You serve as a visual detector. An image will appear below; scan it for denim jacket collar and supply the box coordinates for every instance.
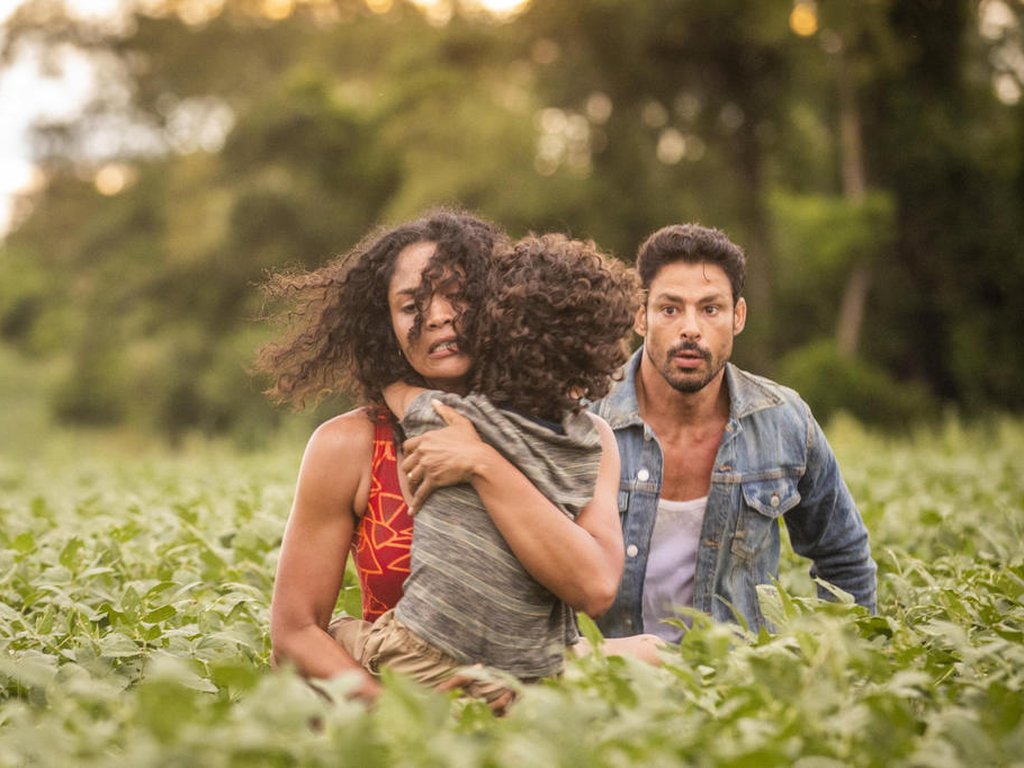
[598,347,783,429]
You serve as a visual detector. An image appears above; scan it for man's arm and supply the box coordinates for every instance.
[785,410,878,612]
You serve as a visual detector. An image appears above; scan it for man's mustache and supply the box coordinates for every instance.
[667,341,711,362]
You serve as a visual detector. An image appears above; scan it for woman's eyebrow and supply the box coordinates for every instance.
[392,286,418,299]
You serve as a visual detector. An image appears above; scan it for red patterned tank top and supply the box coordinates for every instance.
[351,413,413,621]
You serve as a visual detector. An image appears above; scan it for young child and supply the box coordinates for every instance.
[330,234,639,703]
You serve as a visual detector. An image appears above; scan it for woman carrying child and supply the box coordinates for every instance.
[257,210,651,705]
[330,233,640,703]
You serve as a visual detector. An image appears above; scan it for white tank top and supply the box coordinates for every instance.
[641,496,708,642]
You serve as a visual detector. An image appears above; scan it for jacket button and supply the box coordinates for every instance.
[626,544,639,557]
[636,468,650,482]
[770,493,780,508]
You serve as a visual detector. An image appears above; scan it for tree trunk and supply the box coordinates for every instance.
[734,119,775,376]
[834,37,872,359]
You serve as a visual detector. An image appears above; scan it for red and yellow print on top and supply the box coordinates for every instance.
[351,414,413,621]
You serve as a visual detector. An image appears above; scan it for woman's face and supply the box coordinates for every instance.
[388,241,472,393]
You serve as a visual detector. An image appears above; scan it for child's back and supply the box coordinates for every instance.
[366,235,638,693]
[395,391,600,678]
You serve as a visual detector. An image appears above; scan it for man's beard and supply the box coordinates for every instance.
[659,341,726,393]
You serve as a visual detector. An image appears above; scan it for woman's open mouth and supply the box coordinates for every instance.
[428,339,461,357]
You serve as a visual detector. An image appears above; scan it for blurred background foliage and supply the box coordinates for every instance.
[0,0,1021,446]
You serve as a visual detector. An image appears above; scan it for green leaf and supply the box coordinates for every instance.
[58,536,84,568]
[342,584,363,619]
[12,531,36,555]
[576,612,606,654]
[142,605,177,624]
[98,632,142,659]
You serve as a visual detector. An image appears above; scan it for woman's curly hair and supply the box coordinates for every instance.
[255,208,505,409]
[470,234,640,423]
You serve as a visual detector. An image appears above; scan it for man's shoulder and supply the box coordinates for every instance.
[587,357,642,429]
[729,364,803,401]
[727,364,810,422]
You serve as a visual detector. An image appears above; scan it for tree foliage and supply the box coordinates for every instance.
[0,0,1021,440]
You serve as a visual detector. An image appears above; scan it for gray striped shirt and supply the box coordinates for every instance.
[394,391,601,679]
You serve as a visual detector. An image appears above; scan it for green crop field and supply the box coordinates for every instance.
[1,418,1022,767]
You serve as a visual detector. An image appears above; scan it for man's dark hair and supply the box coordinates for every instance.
[636,224,746,301]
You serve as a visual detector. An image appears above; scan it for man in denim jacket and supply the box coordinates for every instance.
[590,224,877,639]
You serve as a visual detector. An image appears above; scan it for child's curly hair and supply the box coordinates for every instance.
[470,234,640,423]
[255,208,505,409]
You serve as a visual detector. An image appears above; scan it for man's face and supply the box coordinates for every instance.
[638,260,746,394]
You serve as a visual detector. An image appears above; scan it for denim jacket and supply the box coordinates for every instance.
[590,348,877,636]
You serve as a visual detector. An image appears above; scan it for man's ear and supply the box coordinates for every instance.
[733,297,747,336]
[634,303,647,338]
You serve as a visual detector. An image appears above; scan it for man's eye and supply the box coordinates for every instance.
[662,306,678,316]
[705,305,720,316]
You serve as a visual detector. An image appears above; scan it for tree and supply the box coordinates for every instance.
[1,0,1021,440]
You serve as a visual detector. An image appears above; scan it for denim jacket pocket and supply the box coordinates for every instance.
[731,477,801,560]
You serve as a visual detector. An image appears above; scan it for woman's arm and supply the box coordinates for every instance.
[382,381,428,421]
[269,410,380,701]
[401,402,624,617]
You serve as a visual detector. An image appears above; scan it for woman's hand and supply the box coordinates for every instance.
[401,400,485,511]
[457,414,625,617]
[407,409,624,617]
[404,406,624,617]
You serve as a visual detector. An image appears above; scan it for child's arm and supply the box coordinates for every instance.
[382,380,429,420]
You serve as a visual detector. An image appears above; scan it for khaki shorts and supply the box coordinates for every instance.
[328,609,514,705]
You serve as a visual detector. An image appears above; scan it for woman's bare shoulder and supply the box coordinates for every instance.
[294,407,378,518]
[304,407,377,467]
[314,406,375,439]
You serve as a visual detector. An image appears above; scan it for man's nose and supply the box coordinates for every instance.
[679,308,701,339]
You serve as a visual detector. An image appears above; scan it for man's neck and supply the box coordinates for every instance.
[636,355,730,438]
[635,351,732,501]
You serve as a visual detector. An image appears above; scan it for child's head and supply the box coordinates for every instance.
[470,234,639,423]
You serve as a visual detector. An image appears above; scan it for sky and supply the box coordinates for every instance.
[0,52,94,237]
[0,0,118,237]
